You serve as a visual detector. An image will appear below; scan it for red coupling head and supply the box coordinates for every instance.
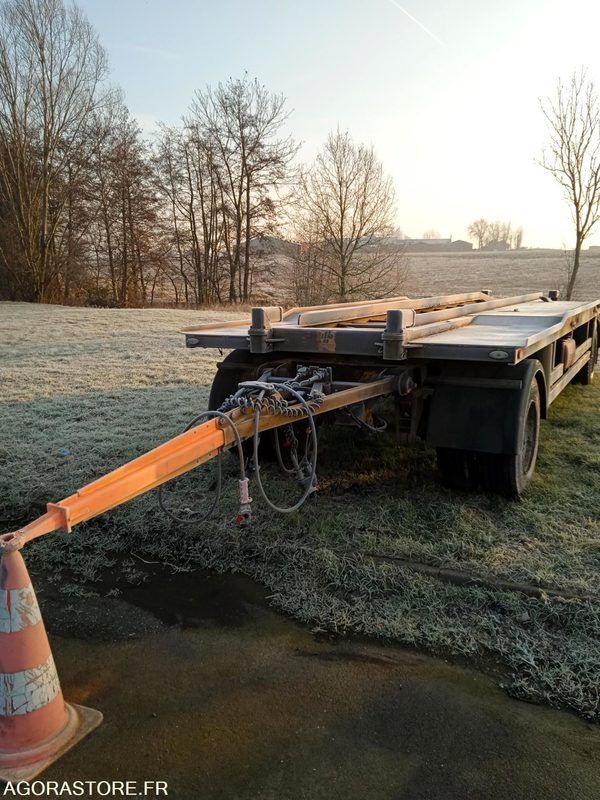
[235,506,252,525]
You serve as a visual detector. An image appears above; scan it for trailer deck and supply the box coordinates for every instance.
[182,288,598,499]
[183,292,600,365]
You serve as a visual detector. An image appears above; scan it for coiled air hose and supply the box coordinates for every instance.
[252,385,319,514]
[158,368,382,522]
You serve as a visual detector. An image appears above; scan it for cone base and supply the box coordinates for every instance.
[0,703,103,784]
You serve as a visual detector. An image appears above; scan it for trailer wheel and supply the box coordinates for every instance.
[436,448,479,491]
[573,323,598,385]
[479,378,541,498]
[209,351,252,410]
[208,349,287,409]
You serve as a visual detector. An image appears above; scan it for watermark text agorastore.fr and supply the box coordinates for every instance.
[1,781,168,798]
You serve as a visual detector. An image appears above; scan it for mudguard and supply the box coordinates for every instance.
[426,359,546,455]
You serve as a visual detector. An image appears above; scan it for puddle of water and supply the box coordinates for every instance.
[119,566,270,629]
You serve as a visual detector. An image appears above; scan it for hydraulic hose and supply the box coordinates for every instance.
[158,409,246,525]
[252,386,318,514]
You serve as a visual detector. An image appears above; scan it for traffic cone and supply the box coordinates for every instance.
[0,548,103,782]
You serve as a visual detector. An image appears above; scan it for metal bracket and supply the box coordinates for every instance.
[381,309,416,360]
[248,307,272,353]
[47,503,72,533]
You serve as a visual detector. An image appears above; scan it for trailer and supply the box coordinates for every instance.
[1,289,598,553]
[184,289,599,498]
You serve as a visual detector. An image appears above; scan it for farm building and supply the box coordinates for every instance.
[394,237,473,252]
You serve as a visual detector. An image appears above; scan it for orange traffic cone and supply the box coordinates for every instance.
[0,548,103,782]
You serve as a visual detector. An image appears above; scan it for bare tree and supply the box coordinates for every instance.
[290,222,333,306]
[468,218,522,250]
[499,221,512,244]
[422,228,441,239]
[292,129,399,302]
[511,225,524,249]
[189,76,297,301]
[0,0,108,301]
[154,123,226,305]
[540,71,600,298]
[87,98,161,307]
[467,218,489,249]
[0,12,298,308]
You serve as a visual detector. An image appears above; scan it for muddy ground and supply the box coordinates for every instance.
[38,567,600,800]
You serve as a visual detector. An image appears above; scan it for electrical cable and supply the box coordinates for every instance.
[273,423,314,477]
[159,368,327,521]
[274,426,299,476]
[158,409,246,524]
[342,406,388,432]
[252,385,318,513]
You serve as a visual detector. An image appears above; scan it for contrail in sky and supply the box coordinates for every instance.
[387,0,445,46]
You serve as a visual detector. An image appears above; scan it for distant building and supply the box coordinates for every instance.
[403,238,451,246]
[447,239,473,251]
[589,245,600,251]
[392,237,472,253]
[307,235,473,253]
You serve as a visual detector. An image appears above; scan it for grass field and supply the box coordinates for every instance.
[1,299,599,721]
[403,249,600,300]
[262,248,600,304]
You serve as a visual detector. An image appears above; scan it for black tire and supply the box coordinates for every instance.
[573,323,598,386]
[208,350,274,410]
[436,447,479,491]
[478,378,541,499]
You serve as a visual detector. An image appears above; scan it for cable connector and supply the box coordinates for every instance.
[236,478,253,525]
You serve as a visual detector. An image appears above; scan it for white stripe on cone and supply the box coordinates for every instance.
[0,586,42,633]
[0,654,61,716]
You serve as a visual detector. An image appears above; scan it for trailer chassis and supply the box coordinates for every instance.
[191,289,599,499]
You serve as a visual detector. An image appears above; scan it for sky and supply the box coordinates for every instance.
[77,0,600,249]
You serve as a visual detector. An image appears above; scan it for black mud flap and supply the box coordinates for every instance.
[426,360,544,455]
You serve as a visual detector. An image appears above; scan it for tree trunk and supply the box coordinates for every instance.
[64,166,73,302]
[567,234,583,300]
[37,174,51,303]
[243,181,251,301]
[120,185,128,306]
